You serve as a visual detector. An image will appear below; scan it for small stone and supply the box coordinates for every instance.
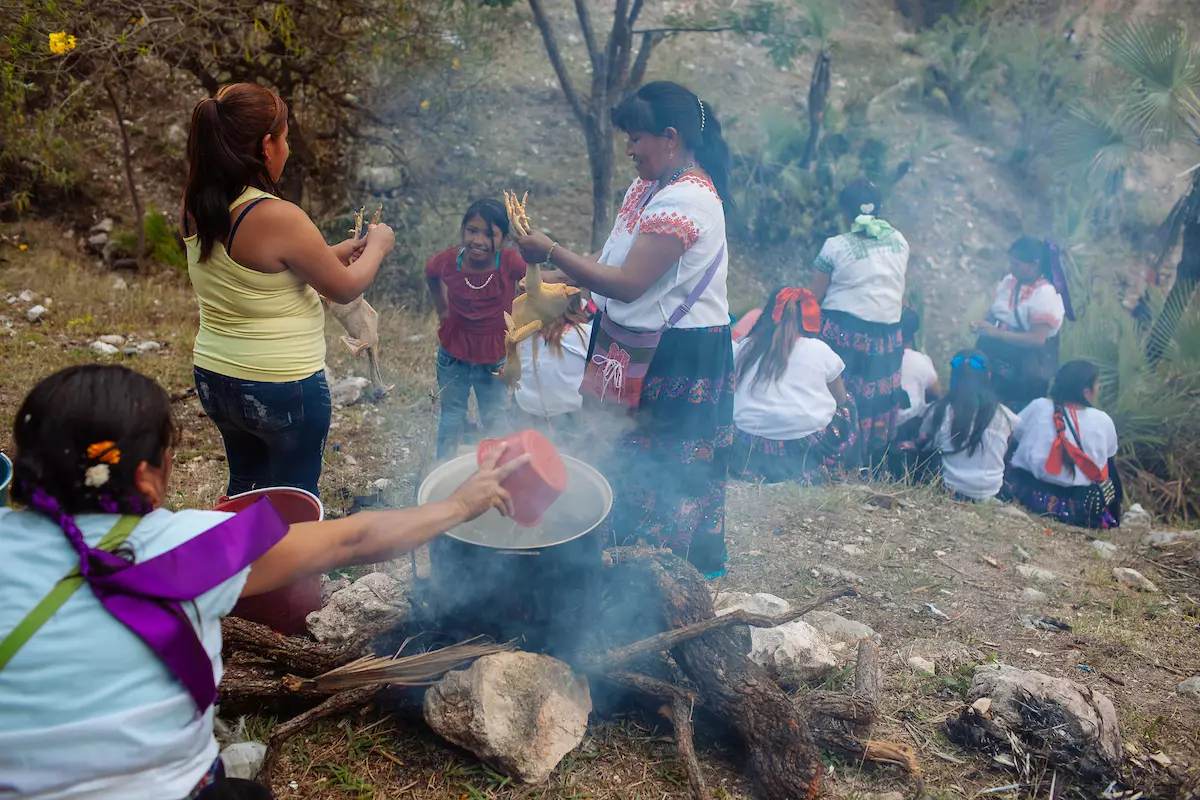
[901,639,984,669]
[372,478,391,490]
[1021,587,1048,603]
[25,305,46,323]
[802,610,880,645]
[1091,540,1119,559]
[112,277,128,291]
[907,655,936,675]
[135,341,162,353]
[714,592,790,618]
[814,564,864,583]
[91,217,114,233]
[842,544,865,556]
[87,232,109,247]
[1016,564,1057,583]
[1013,544,1033,561]
[872,793,905,800]
[1141,530,1198,546]
[90,341,120,356]
[220,741,267,780]
[1123,503,1152,530]
[1177,677,1200,700]
[98,334,126,347]
[1113,567,1158,592]
[17,289,34,303]
[996,504,1029,521]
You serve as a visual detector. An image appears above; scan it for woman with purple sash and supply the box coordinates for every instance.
[0,365,528,799]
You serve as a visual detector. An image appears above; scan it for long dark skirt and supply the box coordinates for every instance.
[820,310,903,466]
[1001,463,1123,530]
[584,322,734,576]
[731,397,859,485]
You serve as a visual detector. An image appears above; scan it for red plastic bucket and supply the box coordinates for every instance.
[221,487,324,636]
[477,430,567,528]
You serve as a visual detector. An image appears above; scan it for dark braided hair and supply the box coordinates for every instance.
[12,365,177,518]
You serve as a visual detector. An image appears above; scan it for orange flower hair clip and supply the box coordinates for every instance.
[86,441,121,465]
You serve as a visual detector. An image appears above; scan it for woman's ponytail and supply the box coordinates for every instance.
[694,99,733,206]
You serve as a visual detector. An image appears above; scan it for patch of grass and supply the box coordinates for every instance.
[318,763,376,799]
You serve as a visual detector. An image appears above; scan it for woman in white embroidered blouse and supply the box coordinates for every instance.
[971,236,1072,413]
[809,179,909,466]
[513,81,733,578]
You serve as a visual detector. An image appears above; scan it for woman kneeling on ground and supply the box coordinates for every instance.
[426,199,526,459]
[183,82,395,497]
[0,365,527,799]
[1003,360,1122,529]
[511,292,593,452]
[731,287,857,484]
[916,350,1017,502]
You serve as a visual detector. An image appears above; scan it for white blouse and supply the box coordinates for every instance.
[987,276,1065,337]
[733,337,845,440]
[513,322,592,417]
[813,230,909,324]
[921,404,1018,500]
[594,175,730,331]
[1011,397,1118,487]
[898,348,939,425]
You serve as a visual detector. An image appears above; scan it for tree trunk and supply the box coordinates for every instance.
[103,81,144,264]
[586,117,615,251]
[800,50,831,170]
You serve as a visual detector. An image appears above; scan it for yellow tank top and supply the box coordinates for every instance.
[186,187,326,382]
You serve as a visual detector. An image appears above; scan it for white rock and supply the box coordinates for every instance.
[1123,503,1152,530]
[1016,564,1057,583]
[91,217,114,233]
[814,564,864,583]
[1177,677,1200,700]
[112,277,128,291]
[330,376,372,407]
[1112,567,1158,592]
[1021,587,1048,603]
[713,591,790,618]
[220,741,267,780]
[967,664,1123,770]
[25,305,46,323]
[1013,544,1033,561]
[1141,530,1198,546]
[900,639,984,669]
[319,575,351,604]
[305,572,406,647]
[842,544,865,556]
[17,289,34,303]
[996,504,1029,521]
[715,592,837,686]
[87,232,109,247]
[1091,540,1119,560]
[907,655,936,675]
[424,652,591,784]
[372,478,391,490]
[802,610,880,645]
[98,334,126,347]
[89,340,120,355]
[135,341,162,353]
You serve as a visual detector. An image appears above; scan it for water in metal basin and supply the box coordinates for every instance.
[417,453,613,549]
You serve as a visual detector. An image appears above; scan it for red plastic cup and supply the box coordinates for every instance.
[219,487,324,636]
[477,430,567,528]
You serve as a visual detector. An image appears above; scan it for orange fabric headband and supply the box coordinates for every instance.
[772,287,821,333]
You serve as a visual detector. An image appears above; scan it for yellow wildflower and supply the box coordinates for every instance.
[48,31,78,55]
[18,243,28,251]
[419,99,431,110]
[451,58,461,70]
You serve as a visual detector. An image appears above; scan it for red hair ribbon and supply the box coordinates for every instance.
[772,287,821,333]
[1045,406,1108,483]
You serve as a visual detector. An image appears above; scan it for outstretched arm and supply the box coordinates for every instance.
[515,229,683,304]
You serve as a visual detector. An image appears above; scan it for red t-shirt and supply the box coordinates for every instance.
[426,246,527,364]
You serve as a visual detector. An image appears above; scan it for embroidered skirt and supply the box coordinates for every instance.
[1002,464,1123,530]
[731,397,859,485]
[820,310,903,467]
[584,323,734,575]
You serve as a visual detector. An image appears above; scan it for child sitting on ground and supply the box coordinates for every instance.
[917,349,1017,502]
[0,365,526,799]
[512,292,593,450]
[731,286,858,484]
[896,308,941,440]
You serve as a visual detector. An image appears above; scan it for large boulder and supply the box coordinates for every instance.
[306,572,406,648]
[964,664,1123,775]
[423,652,591,784]
[714,592,837,687]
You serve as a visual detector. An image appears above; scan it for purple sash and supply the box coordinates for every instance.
[43,493,289,711]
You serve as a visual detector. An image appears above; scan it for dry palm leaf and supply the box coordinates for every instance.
[306,636,517,692]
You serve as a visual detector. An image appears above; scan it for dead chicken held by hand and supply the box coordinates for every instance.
[325,204,394,398]
[497,190,580,390]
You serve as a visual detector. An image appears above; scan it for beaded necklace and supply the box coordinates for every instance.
[456,248,501,291]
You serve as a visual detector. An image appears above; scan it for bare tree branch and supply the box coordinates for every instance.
[628,31,662,91]
[631,26,737,35]
[103,80,144,263]
[528,0,590,125]
[573,0,602,70]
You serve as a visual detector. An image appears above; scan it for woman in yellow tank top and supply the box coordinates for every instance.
[181,83,395,497]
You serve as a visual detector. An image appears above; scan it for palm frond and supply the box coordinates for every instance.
[1053,103,1137,183]
[1099,20,1200,144]
[307,636,517,693]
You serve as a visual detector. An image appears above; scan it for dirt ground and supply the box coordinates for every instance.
[2,232,1197,799]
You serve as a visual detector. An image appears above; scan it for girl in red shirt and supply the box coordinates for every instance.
[426,199,526,458]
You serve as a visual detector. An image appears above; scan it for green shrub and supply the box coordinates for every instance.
[114,209,186,270]
[918,16,1002,124]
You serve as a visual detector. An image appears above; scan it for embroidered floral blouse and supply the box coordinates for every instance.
[594,174,730,332]
[813,230,909,325]
[986,275,1065,337]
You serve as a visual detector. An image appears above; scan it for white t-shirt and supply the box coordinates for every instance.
[813,229,909,324]
[594,175,730,331]
[921,404,1018,500]
[898,349,939,425]
[1011,397,1119,487]
[514,322,592,417]
[0,507,248,800]
[987,276,1065,337]
[733,337,845,440]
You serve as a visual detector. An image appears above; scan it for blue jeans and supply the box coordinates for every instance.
[436,348,508,459]
[194,366,332,497]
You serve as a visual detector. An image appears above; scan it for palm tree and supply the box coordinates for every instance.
[1094,20,1200,362]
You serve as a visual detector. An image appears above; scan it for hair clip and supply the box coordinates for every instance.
[87,441,121,465]
[697,97,706,132]
[951,353,988,372]
[860,203,876,215]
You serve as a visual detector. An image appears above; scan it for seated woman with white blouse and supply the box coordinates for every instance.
[731,287,857,484]
[1003,360,1122,529]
